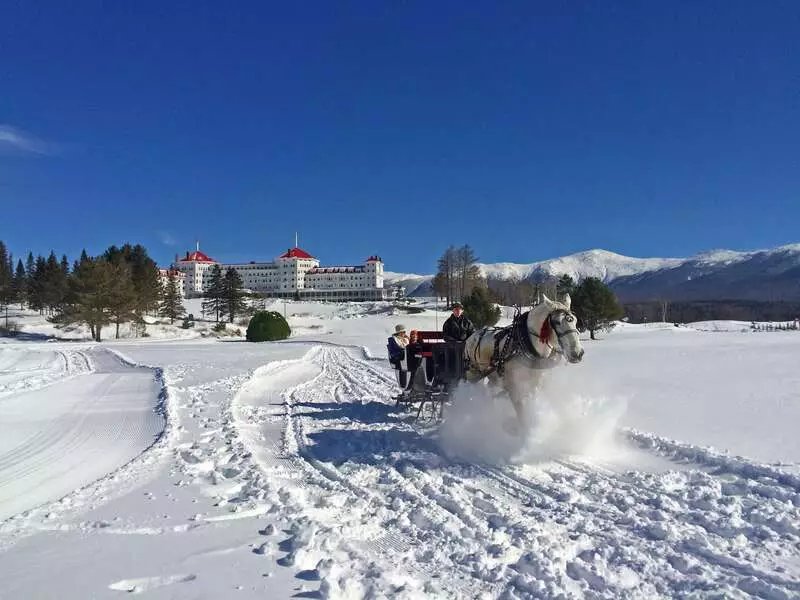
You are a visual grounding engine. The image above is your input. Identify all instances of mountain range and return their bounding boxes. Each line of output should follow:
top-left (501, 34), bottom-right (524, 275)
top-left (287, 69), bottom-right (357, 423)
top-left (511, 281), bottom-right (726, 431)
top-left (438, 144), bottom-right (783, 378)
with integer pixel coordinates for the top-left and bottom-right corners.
top-left (384, 244), bottom-right (800, 302)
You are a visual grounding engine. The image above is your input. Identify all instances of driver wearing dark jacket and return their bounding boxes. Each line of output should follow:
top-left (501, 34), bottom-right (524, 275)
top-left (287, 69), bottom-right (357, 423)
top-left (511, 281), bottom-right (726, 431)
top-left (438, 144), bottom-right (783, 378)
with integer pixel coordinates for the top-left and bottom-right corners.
top-left (442, 302), bottom-right (475, 341)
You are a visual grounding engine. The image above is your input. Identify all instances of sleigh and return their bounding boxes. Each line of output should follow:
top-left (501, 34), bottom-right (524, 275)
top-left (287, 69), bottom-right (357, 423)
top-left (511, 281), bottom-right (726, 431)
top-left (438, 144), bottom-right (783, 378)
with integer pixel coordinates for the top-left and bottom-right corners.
top-left (392, 331), bottom-right (466, 420)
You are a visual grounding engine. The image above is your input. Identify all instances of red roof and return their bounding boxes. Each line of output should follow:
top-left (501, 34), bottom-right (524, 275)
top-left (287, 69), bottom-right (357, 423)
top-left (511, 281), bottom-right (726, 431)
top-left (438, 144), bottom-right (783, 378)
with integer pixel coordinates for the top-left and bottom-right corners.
top-left (279, 247), bottom-right (315, 260)
top-left (181, 250), bottom-right (215, 263)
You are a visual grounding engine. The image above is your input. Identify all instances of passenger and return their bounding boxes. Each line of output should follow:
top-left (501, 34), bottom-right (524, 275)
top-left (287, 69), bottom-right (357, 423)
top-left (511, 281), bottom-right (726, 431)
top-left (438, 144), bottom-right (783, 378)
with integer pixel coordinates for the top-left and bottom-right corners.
top-left (387, 324), bottom-right (409, 367)
top-left (387, 324), bottom-right (411, 394)
top-left (442, 302), bottom-right (475, 342)
top-left (406, 329), bottom-right (422, 374)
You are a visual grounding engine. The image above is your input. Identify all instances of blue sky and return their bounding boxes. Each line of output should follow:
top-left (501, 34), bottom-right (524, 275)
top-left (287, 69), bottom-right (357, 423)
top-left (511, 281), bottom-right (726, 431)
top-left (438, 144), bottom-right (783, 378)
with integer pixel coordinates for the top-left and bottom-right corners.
top-left (1, 1), bottom-right (798, 273)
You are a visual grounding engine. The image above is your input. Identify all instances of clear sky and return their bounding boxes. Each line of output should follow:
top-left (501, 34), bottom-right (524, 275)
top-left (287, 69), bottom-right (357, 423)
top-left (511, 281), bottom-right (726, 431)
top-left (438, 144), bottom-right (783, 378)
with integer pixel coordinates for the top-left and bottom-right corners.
top-left (1, 1), bottom-right (798, 273)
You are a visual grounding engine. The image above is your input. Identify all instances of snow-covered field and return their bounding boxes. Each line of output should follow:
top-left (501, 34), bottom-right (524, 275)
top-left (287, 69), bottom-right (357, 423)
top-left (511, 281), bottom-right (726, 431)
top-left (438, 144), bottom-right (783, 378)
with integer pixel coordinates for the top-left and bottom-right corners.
top-left (1, 301), bottom-right (800, 598)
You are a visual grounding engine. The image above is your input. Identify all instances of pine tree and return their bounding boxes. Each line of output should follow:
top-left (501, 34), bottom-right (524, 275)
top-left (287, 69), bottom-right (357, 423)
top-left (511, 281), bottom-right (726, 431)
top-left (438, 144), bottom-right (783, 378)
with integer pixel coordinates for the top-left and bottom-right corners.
top-left (62, 257), bottom-right (120, 341)
top-left (202, 264), bottom-right (225, 322)
top-left (433, 246), bottom-right (457, 307)
top-left (103, 243), bottom-right (162, 322)
top-left (556, 274), bottom-right (575, 301)
top-left (160, 270), bottom-right (185, 324)
top-left (571, 277), bottom-right (624, 340)
top-left (129, 245), bottom-right (162, 316)
top-left (221, 267), bottom-right (247, 323)
top-left (0, 241), bottom-right (13, 327)
top-left (108, 263), bottom-right (137, 338)
top-left (44, 251), bottom-right (69, 312)
top-left (462, 286), bottom-right (501, 328)
top-left (29, 255), bottom-right (46, 313)
top-left (13, 259), bottom-right (27, 308)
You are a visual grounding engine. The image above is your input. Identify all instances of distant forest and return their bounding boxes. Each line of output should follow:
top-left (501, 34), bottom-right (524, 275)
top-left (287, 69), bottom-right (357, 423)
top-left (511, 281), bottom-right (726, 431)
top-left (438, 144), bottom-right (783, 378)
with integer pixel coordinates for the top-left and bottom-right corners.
top-left (623, 300), bottom-right (800, 324)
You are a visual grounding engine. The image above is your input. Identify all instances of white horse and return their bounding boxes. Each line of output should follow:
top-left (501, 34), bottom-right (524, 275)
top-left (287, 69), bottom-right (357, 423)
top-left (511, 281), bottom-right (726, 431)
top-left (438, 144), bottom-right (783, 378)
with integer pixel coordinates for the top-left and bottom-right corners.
top-left (463, 294), bottom-right (584, 427)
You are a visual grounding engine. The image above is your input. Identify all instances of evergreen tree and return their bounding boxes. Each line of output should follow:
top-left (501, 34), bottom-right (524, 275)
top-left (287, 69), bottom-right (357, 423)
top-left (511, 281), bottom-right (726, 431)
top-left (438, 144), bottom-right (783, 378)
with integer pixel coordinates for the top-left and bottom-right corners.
top-left (221, 267), bottom-right (247, 323)
top-left (556, 274), bottom-right (575, 301)
top-left (103, 243), bottom-right (162, 320)
top-left (25, 252), bottom-right (35, 279)
top-left (60, 254), bottom-right (70, 276)
top-left (13, 259), bottom-right (27, 308)
top-left (44, 251), bottom-right (69, 312)
top-left (62, 257), bottom-right (120, 341)
top-left (202, 264), bottom-right (225, 322)
top-left (108, 263), bottom-right (137, 338)
top-left (129, 245), bottom-right (162, 315)
top-left (25, 252), bottom-right (36, 308)
top-left (0, 242), bottom-right (13, 327)
top-left (29, 255), bottom-right (46, 313)
top-left (462, 285), bottom-right (501, 328)
top-left (571, 277), bottom-right (624, 340)
top-left (160, 271), bottom-right (185, 324)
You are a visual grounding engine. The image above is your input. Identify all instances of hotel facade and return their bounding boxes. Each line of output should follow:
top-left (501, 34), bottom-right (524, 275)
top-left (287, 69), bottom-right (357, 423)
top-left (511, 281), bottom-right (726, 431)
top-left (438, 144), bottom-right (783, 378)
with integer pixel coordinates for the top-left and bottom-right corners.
top-left (173, 245), bottom-right (395, 301)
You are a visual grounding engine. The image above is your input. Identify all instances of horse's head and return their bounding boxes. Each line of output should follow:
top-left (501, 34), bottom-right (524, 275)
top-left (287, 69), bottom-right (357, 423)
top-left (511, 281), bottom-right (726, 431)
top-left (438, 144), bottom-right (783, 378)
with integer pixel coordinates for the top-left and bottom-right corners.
top-left (538, 294), bottom-right (585, 364)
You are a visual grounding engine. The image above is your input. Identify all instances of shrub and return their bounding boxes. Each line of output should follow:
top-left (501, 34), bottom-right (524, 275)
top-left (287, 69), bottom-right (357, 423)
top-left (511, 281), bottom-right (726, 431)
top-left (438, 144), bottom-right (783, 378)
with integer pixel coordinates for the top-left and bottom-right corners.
top-left (212, 322), bottom-right (227, 333)
top-left (246, 310), bottom-right (291, 342)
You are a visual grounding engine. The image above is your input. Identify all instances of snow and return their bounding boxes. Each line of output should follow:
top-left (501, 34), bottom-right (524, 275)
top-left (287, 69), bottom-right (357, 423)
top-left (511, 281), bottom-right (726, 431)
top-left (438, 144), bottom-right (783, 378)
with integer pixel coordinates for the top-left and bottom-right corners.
top-left (384, 244), bottom-right (800, 293)
top-left (0, 348), bottom-right (164, 522)
top-left (479, 249), bottom-right (684, 284)
top-left (1, 300), bottom-right (800, 598)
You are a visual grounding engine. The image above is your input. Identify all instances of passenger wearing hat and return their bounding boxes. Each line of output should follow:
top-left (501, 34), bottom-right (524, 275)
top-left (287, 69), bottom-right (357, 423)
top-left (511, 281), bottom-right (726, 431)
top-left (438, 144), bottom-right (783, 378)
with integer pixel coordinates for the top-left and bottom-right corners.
top-left (443, 301), bottom-right (475, 342)
top-left (387, 324), bottom-right (409, 365)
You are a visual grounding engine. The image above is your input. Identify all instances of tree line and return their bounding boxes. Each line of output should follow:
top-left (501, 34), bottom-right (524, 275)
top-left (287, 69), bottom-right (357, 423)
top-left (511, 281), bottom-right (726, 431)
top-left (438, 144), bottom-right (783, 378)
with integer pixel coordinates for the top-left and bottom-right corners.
top-left (432, 245), bottom-right (624, 338)
top-left (624, 299), bottom-right (800, 324)
top-left (0, 240), bottom-right (186, 341)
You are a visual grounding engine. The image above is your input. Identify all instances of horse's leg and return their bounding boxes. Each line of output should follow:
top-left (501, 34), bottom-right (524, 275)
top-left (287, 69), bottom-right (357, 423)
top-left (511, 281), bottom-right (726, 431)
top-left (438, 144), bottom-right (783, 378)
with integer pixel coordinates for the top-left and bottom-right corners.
top-left (508, 387), bottom-right (527, 428)
top-left (504, 363), bottom-right (533, 433)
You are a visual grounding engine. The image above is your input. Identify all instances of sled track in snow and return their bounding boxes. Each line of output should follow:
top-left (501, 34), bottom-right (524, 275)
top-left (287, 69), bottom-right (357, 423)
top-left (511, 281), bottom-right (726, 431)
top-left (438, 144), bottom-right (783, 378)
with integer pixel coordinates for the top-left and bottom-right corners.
top-left (233, 345), bottom-right (800, 599)
top-left (0, 348), bottom-right (94, 399)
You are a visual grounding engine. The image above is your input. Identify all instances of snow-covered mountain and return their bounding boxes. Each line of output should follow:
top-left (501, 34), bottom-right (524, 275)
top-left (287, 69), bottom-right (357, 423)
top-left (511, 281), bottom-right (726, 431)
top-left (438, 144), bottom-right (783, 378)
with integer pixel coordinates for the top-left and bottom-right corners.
top-left (385, 244), bottom-right (800, 301)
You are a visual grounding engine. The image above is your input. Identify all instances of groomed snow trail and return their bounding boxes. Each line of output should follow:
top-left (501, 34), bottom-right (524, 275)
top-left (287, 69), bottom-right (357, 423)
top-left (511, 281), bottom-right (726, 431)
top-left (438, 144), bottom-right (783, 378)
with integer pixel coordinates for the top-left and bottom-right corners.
top-left (0, 346), bottom-right (92, 397)
top-left (0, 347), bottom-right (165, 524)
top-left (233, 345), bottom-right (800, 599)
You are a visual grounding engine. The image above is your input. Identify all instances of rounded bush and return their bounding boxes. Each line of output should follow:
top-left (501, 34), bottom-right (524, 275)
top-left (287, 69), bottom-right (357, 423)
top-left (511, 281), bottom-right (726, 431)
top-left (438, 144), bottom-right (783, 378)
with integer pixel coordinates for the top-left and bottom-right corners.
top-left (246, 310), bottom-right (291, 342)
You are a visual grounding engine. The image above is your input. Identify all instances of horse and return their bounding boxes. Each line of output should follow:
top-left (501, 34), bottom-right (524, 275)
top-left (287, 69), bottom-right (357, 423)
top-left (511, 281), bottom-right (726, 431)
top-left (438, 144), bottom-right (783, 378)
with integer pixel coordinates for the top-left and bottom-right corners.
top-left (463, 294), bottom-right (585, 428)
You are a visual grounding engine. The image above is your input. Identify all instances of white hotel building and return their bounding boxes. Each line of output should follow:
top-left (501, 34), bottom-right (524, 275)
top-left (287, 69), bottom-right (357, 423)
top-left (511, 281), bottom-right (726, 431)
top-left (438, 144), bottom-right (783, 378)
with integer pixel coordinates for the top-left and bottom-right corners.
top-left (173, 245), bottom-right (393, 301)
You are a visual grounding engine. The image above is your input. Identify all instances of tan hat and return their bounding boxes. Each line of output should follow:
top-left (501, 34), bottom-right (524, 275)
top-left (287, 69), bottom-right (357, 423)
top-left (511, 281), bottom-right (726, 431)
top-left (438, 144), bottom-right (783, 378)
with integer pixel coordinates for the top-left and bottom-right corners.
top-left (395, 324), bottom-right (407, 333)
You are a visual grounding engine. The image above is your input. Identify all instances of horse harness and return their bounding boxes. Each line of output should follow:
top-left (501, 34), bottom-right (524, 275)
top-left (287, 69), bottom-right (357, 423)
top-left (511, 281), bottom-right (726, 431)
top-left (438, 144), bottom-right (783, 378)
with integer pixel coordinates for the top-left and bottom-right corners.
top-left (469, 308), bottom-right (578, 379)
